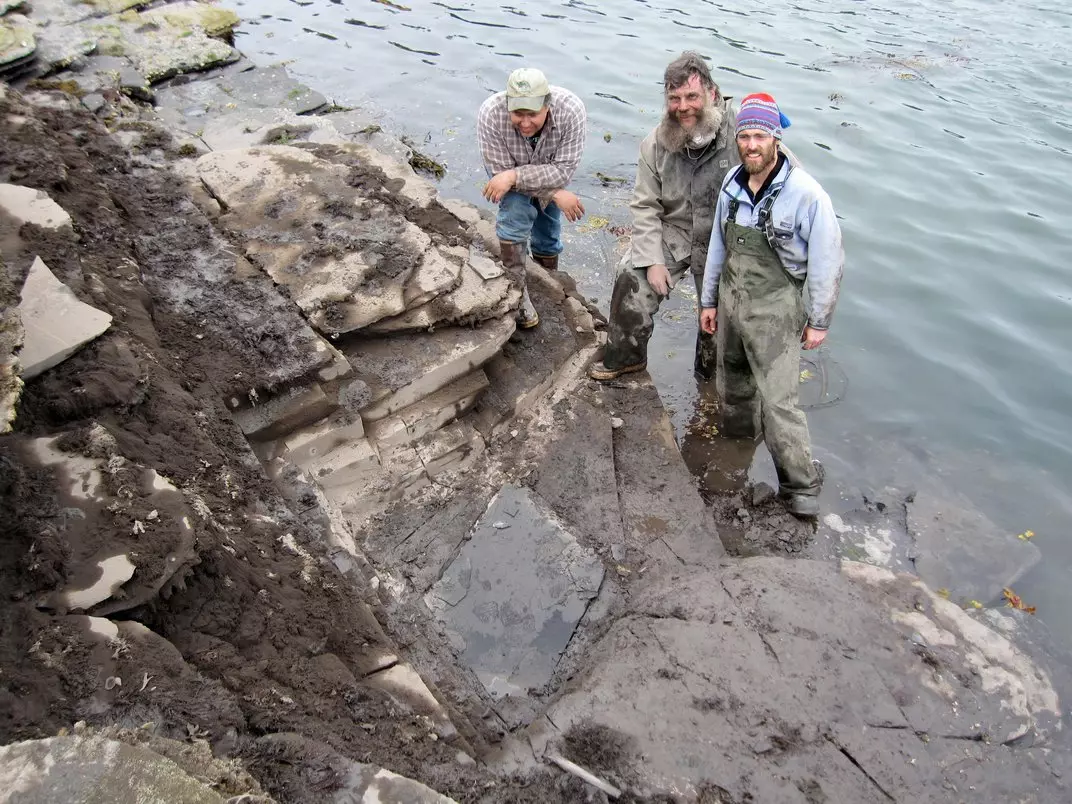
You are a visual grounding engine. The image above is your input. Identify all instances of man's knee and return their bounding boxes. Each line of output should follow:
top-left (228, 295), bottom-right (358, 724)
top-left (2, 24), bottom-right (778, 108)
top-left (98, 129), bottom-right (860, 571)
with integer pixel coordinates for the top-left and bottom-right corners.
top-left (495, 191), bottom-right (538, 242)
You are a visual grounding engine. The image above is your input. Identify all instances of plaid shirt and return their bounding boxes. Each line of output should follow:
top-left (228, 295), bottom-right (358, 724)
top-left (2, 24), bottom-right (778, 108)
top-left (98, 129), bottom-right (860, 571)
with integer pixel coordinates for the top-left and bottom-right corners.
top-left (477, 86), bottom-right (587, 203)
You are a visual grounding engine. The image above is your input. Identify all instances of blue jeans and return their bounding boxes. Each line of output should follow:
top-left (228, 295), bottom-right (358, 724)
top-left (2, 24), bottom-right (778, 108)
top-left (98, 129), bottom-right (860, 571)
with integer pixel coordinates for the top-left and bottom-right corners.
top-left (495, 190), bottom-right (563, 257)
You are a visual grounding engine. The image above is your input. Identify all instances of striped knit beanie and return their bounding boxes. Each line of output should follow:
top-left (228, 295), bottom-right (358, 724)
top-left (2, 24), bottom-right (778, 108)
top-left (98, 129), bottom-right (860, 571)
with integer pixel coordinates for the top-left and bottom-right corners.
top-left (735, 93), bottom-right (792, 139)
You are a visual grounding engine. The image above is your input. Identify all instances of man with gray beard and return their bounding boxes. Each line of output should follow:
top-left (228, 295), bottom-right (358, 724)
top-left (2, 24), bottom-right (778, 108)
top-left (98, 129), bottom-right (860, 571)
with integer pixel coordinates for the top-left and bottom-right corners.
top-left (588, 51), bottom-right (738, 381)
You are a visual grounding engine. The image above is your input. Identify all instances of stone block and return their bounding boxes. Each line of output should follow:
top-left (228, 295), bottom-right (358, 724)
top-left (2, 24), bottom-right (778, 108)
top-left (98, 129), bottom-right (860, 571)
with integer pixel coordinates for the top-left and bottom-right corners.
top-left (365, 370), bottom-right (488, 448)
top-left (415, 421), bottom-right (485, 477)
top-left (365, 258), bottom-right (516, 334)
top-left (425, 485), bottom-right (604, 700)
top-left (284, 416), bottom-right (366, 469)
top-left (344, 317), bottom-right (515, 422)
top-left (304, 438), bottom-right (381, 491)
top-left (17, 257), bottom-right (112, 379)
top-left (0, 183), bottom-right (72, 230)
top-left (232, 383), bottom-right (334, 442)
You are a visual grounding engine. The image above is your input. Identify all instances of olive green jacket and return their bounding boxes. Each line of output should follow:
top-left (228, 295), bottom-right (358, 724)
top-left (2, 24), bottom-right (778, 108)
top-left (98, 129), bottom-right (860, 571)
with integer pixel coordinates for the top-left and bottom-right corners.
top-left (628, 98), bottom-right (740, 274)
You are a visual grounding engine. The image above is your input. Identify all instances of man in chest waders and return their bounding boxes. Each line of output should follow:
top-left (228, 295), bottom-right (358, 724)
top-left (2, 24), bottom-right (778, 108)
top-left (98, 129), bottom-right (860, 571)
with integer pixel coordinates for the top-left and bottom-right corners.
top-left (700, 94), bottom-right (844, 518)
top-left (587, 52), bottom-right (739, 382)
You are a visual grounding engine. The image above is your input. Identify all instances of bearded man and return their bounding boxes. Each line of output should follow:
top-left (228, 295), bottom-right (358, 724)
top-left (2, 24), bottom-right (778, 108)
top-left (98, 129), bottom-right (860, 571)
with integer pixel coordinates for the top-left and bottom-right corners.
top-left (588, 51), bottom-right (738, 381)
top-left (699, 93), bottom-right (844, 518)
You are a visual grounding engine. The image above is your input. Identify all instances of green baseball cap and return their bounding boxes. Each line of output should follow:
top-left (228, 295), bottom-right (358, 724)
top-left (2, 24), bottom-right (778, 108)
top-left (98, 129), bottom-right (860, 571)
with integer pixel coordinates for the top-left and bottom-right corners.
top-left (506, 68), bottom-right (550, 112)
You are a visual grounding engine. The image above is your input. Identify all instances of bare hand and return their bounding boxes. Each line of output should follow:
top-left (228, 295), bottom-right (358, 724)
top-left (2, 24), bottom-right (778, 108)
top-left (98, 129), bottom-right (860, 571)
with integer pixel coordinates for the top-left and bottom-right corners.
top-left (801, 326), bottom-right (827, 350)
top-left (700, 307), bottom-right (717, 335)
top-left (483, 170), bottom-right (516, 203)
top-left (552, 189), bottom-right (586, 222)
top-left (646, 264), bottom-right (673, 297)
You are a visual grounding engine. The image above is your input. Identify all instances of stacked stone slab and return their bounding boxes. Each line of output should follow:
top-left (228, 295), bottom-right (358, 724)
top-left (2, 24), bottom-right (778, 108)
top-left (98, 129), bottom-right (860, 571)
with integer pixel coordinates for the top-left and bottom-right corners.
top-left (190, 141), bottom-right (532, 520)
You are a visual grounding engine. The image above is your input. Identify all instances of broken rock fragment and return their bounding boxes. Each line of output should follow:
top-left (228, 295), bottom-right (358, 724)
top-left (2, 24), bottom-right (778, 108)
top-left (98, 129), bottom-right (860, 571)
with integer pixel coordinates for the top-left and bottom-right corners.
top-left (17, 257), bottom-right (112, 379)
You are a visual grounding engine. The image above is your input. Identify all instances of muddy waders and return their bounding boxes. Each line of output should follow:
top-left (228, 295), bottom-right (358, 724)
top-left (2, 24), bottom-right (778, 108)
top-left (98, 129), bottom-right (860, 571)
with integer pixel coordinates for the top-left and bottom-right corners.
top-left (499, 240), bottom-right (540, 329)
top-left (717, 211), bottom-right (821, 515)
top-left (588, 256), bottom-right (717, 381)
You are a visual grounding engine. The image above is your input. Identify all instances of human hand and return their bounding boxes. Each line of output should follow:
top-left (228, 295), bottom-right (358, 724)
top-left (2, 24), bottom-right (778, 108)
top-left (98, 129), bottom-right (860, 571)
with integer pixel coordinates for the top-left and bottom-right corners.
top-left (483, 170), bottom-right (516, 203)
top-left (646, 264), bottom-right (673, 297)
top-left (801, 326), bottom-right (827, 350)
top-left (700, 307), bottom-right (718, 334)
top-left (552, 189), bottom-right (586, 221)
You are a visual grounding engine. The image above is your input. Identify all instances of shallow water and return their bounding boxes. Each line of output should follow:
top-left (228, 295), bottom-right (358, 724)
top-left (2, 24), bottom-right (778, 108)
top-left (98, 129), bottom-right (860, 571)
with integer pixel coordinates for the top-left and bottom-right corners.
top-left (231, 0), bottom-right (1072, 647)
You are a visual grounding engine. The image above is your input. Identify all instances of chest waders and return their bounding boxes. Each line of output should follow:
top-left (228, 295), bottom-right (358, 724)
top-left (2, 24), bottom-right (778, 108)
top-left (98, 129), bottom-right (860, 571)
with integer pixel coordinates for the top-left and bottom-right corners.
top-left (716, 186), bottom-right (820, 497)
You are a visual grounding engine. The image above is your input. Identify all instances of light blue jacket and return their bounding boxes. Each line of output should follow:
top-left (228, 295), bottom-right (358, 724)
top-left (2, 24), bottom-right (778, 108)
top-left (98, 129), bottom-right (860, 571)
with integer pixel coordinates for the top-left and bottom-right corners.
top-left (700, 157), bottom-right (844, 330)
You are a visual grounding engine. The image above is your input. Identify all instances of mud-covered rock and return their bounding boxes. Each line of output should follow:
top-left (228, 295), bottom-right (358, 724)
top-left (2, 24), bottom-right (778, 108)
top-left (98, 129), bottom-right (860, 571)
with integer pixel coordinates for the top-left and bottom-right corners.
top-left (0, 735), bottom-right (228, 803)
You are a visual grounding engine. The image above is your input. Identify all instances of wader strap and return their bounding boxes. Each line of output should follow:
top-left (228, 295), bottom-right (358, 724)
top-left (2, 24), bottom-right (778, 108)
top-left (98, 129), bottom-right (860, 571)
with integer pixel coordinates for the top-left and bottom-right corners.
top-left (757, 164), bottom-right (794, 251)
top-left (724, 198), bottom-right (740, 237)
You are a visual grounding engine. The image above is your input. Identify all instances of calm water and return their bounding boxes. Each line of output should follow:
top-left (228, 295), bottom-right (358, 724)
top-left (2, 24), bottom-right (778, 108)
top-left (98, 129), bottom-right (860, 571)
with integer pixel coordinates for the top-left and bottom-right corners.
top-left (230, 0), bottom-right (1072, 645)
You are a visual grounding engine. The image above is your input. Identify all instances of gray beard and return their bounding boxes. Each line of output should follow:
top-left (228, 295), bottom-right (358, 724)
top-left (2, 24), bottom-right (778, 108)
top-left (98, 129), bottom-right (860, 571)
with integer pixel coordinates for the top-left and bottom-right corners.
top-left (656, 101), bottom-right (725, 153)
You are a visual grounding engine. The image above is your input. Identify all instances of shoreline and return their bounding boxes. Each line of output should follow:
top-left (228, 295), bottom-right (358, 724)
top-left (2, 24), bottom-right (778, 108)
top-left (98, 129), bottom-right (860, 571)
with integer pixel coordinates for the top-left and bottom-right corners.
top-left (1, 3), bottom-right (1069, 802)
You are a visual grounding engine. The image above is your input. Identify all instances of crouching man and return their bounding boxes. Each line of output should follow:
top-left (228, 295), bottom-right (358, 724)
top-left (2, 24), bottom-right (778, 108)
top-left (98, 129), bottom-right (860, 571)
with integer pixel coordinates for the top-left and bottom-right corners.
top-left (477, 67), bottom-right (587, 329)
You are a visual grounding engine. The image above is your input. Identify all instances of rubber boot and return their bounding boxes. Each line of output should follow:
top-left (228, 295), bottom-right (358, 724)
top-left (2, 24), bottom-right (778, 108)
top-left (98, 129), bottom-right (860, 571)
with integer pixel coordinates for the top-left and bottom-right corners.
top-left (499, 240), bottom-right (539, 329)
top-left (784, 460), bottom-right (824, 519)
top-left (531, 253), bottom-right (559, 272)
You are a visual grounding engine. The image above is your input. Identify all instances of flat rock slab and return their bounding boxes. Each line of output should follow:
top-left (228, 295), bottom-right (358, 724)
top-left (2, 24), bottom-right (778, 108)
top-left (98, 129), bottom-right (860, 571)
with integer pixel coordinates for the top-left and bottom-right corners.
top-left (366, 369), bottom-right (488, 449)
top-left (17, 257), bottom-right (112, 380)
top-left (155, 64), bottom-right (327, 121)
top-left (366, 247), bottom-right (515, 334)
top-left (0, 15), bottom-right (35, 69)
top-left (0, 182), bottom-right (71, 230)
top-left (541, 558), bottom-right (1064, 801)
top-left (528, 394), bottom-right (623, 548)
top-left (88, 12), bottom-right (239, 83)
top-left (138, 1), bottom-right (239, 38)
top-left (0, 735), bottom-right (226, 803)
top-left (197, 146), bottom-right (449, 334)
top-left (425, 485), bottom-right (604, 699)
top-left (343, 318), bottom-right (515, 421)
top-left (908, 486), bottom-right (1041, 604)
top-left (601, 378), bottom-right (725, 569)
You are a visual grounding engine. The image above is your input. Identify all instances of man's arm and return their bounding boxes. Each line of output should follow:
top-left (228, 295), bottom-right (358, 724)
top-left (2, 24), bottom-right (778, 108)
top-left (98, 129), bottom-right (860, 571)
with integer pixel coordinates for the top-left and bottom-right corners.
top-left (628, 141), bottom-right (665, 269)
top-left (802, 191), bottom-right (844, 331)
top-left (513, 99), bottom-right (587, 193)
top-left (700, 191), bottom-right (729, 309)
top-left (477, 96), bottom-right (517, 178)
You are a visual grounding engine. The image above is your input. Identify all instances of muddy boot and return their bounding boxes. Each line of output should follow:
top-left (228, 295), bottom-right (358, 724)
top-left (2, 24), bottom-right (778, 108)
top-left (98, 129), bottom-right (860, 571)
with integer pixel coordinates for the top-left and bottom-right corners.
top-left (531, 252), bottom-right (559, 271)
top-left (782, 461), bottom-right (823, 519)
top-left (500, 240), bottom-right (539, 329)
top-left (587, 357), bottom-right (647, 381)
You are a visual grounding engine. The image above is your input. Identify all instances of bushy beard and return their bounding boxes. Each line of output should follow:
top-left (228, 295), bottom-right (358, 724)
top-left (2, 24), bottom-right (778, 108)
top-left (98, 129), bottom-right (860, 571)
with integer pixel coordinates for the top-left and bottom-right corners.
top-left (739, 137), bottom-right (779, 174)
top-left (656, 95), bottom-right (725, 153)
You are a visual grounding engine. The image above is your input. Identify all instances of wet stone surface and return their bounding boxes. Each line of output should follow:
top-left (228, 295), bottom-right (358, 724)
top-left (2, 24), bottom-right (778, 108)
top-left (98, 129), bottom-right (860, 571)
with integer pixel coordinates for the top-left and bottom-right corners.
top-left (425, 484), bottom-right (604, 701)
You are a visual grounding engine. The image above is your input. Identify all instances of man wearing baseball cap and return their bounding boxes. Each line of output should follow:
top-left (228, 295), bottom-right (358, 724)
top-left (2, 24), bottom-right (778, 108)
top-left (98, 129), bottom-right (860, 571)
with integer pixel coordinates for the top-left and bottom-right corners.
top-left (477, 67), bottom-right (587, 329)
top-left (699, 93), bottom-right (845, 518)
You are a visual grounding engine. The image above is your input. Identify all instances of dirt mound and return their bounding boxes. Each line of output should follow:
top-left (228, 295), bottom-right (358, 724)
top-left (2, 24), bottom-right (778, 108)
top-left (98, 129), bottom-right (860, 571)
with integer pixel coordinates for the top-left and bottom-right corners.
top-left (0, 88), bottom-right (467, 799)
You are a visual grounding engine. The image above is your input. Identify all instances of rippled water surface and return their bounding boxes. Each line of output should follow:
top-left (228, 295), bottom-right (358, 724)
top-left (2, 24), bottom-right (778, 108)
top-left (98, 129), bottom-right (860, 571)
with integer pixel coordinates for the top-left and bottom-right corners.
top-left (230, 0), bottom-right (1072, 645)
